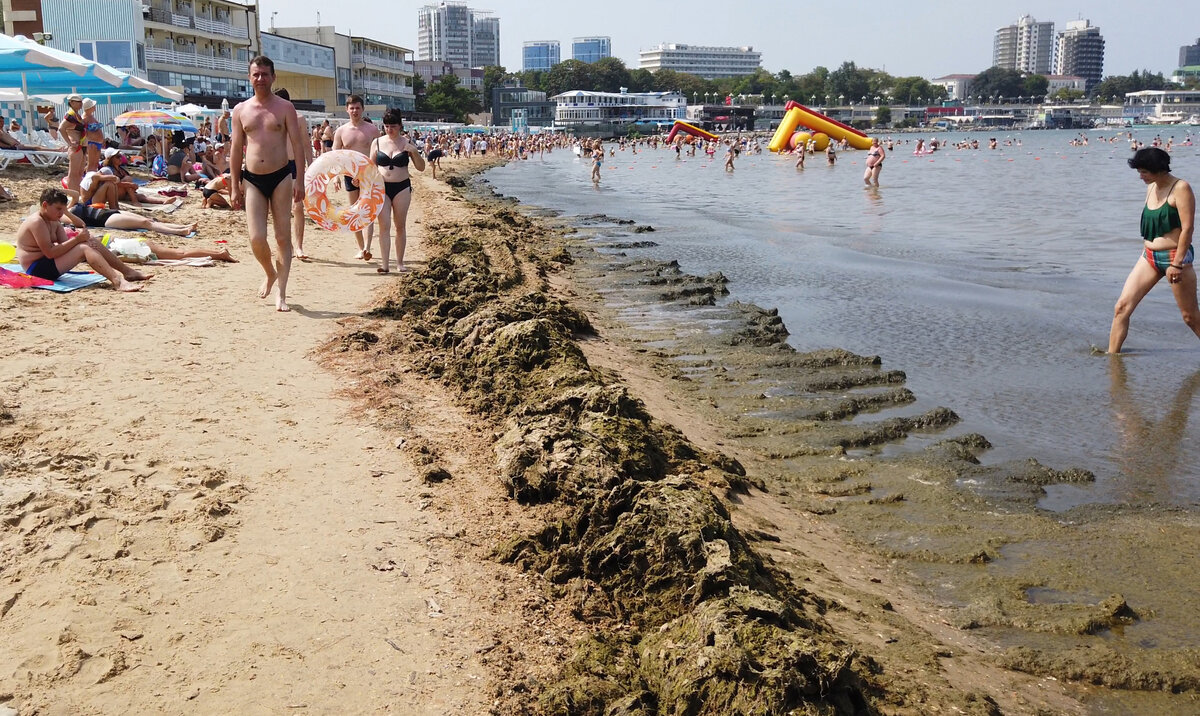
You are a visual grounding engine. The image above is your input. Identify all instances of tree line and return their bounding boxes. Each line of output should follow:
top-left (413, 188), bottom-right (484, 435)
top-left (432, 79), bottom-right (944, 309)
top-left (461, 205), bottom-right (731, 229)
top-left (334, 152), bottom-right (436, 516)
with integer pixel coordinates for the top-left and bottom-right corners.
top-left (411, 56), bottom-right (1186, 121)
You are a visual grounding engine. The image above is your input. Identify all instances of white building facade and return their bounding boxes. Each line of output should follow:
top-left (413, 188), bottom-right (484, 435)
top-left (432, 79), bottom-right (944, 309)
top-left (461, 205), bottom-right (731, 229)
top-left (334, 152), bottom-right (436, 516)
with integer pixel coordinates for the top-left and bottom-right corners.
top-left (993, 15), bottom-right (1054, 75)
top-left (552, 89), bottom-right (686, 128)
top-left (417, 2), bottom-right (500, 68)
top-left (638, 43), bottom-right (761, 79)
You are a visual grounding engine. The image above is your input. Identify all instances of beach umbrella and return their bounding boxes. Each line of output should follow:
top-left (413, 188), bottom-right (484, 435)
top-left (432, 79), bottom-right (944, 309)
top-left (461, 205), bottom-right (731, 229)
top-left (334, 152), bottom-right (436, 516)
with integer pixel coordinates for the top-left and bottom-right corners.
top-left (0, 35), bottom-right (180, 101)
top-left (113, 109), bottom-right (189, 127)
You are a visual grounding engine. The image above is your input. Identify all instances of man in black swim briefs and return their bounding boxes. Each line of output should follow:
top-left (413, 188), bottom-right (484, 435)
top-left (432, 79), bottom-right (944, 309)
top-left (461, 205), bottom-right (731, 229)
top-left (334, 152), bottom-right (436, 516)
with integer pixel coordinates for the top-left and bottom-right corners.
top-left (333, 94), bottom-right (380, 261)
top-left (230, 55), bottom-right (307, 312)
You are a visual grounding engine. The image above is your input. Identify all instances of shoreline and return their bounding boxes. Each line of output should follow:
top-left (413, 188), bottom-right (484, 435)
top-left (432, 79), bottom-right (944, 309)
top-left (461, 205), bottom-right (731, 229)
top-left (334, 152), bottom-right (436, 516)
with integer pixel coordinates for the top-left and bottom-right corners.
top-left (0, 153), bottom-right (1195, 713)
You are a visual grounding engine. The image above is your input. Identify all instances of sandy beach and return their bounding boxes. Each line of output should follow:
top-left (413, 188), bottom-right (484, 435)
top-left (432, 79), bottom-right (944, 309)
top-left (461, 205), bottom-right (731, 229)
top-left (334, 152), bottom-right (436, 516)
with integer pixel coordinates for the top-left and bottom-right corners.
top-left (0, 155), bottom-right (1189, 714)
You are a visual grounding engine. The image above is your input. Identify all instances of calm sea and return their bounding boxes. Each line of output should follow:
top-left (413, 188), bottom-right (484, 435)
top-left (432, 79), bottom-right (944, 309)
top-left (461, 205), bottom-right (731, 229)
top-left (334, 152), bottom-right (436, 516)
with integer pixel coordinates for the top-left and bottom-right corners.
top-left (484, 128), bottom-right (1200, 510)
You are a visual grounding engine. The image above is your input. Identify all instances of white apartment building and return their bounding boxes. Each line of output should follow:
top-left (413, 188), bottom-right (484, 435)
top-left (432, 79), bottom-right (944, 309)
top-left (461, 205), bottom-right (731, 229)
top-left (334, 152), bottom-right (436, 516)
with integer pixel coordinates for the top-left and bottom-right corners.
top-left (638, 43), bottom-right (761, 79)
top-left (552, 89), bottom-right (686, 128)
top-left (417, 2), bottom-right (500, 68)
top-left (931, 74), bottom-right (975, 102)
top-left (993, 15), bottom-right (1054, 75)
top-left (142, 0), bottom-right (260, 103)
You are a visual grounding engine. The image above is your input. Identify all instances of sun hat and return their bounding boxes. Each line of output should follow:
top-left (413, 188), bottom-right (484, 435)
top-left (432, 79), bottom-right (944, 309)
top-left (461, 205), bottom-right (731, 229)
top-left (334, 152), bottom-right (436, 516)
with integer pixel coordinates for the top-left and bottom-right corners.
top-left (81, 98), bottom-right (97, 110)
top-left (66, 93), bottom-right (82, 102)
top-left (102, 147), bottom-right (119, 159)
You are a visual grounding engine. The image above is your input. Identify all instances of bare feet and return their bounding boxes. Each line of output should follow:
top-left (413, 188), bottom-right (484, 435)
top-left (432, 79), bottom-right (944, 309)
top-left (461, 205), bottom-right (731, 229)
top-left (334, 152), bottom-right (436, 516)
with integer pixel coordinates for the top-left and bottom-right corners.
top-left (215, 248), bottom-right (237, 263)
top-left (377, 267), bottom-right (389, 274)
top-left (362, 250), bottom-right (372, 261)
top-left (127, 270), bottom-right (153, 282)
top-left (114, 279), bottom-right (142, 292)
top-left (258, 268), bottom-right (277, 298)
top-left (276, 296), bottom-right (290, 312)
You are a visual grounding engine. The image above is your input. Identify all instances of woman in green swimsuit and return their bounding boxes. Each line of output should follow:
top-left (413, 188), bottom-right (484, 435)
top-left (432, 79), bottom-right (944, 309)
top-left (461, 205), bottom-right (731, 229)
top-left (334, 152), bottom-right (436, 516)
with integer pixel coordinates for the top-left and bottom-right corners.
top-left (1109, 147), bottom-right (1198, 353)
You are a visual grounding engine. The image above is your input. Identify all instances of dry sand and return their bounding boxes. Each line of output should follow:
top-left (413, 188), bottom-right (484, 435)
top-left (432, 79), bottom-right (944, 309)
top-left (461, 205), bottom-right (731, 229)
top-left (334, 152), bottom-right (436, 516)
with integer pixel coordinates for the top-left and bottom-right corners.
top-left (0, 162), bottom-right (557, 713)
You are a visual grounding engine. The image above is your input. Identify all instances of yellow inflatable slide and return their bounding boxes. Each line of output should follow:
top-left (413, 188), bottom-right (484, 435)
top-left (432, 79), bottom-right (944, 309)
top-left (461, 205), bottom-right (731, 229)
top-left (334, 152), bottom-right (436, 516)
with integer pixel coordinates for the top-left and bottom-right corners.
top-left (769, 101), bottom-right (872, 152)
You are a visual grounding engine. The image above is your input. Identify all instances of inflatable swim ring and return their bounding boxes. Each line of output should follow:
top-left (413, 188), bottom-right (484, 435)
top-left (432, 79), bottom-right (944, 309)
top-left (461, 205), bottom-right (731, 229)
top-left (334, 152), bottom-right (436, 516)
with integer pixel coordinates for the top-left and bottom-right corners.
top-left (303, 149), bottom-right (385, 232)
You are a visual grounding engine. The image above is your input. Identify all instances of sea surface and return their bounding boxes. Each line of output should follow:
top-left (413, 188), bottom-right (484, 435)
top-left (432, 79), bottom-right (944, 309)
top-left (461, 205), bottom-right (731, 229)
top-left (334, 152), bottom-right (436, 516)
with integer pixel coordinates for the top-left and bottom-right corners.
top-left (483, 128), bottom-right (1200, 511)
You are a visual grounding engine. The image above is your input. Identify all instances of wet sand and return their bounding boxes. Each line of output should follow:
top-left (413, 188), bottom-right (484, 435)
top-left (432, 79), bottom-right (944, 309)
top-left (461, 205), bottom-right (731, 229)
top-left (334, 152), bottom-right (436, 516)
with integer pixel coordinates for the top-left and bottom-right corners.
top-left (0, 155), bottom-right (1194, 713)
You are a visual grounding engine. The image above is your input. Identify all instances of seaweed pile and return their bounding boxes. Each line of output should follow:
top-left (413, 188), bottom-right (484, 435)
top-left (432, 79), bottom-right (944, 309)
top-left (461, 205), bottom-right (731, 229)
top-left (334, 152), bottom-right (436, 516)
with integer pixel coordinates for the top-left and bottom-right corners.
top-left (348, 201), bottom-right (880, 714)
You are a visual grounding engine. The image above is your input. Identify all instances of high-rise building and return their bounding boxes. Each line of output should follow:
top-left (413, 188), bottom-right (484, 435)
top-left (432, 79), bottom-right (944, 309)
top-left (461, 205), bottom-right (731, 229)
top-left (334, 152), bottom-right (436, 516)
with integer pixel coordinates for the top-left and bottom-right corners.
top-left (1054, 20), bottom-right (1104, 92)
top-left (1180, 38), bottom-right (1200, 68)
top-left (993, 15), bottom-right (1054, 74)
top-left (417, 2), bottom-right (500, 69)
top-left (522, 41), bottom-right (560, 72)
top-left (638, 43), bottom-right (761, 79)
top-left (572, 36), bottom-right (611, 64)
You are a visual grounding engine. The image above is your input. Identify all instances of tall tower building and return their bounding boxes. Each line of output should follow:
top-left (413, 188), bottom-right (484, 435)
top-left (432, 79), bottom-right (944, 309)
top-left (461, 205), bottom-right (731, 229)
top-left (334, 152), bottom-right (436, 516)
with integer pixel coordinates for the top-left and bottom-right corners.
top-left (1055, 20), bottom-right (1104, 91)
top-left (572, 36), bottom-right (611, 63)
top-left (417, 2), bottom-right (500, 68)
top-left (993, 15), bottom-right (1054, 74)
top-left (522, 41), bottom-right (560, 72)
top-left (1180, 38), bottom-right (1200, 68)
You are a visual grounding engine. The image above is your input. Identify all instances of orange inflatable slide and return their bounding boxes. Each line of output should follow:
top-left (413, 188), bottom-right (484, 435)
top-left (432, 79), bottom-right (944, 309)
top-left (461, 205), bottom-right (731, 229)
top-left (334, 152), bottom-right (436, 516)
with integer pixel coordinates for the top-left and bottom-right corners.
top-left (666, 120), bottom-right (719, 144)
top-left (769, 101), bottom-right (872, 152)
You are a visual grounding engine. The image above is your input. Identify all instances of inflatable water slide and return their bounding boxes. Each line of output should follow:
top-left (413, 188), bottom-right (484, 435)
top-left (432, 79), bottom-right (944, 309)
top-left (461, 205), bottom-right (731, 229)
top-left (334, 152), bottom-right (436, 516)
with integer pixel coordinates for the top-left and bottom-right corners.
top-left (768, 101), bottom-right (872, 152)
top-left (666, 120), bottom-right (719, 144)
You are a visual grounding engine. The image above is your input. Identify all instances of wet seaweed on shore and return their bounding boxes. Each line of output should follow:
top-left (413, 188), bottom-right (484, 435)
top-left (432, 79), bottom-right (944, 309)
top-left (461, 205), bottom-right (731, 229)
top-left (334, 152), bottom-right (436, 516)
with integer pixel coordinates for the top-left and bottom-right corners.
top-left (344, 173), bottom-right (882, 714)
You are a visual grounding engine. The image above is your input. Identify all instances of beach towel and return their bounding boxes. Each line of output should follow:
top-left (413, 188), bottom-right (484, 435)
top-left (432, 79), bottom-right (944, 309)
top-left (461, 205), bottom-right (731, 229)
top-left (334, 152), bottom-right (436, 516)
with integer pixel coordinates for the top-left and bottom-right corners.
top-left (1, 264), bottom-right (109, 292)
top-left (147, 257), bottom-right (214, 267)
top-left (0, 265), bottom-right (52, 288)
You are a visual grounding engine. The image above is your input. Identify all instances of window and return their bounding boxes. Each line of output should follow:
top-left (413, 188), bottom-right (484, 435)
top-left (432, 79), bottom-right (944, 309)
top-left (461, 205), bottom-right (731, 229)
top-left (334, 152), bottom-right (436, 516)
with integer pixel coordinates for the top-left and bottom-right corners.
top-left (76, 40), bottom-right (137, 70)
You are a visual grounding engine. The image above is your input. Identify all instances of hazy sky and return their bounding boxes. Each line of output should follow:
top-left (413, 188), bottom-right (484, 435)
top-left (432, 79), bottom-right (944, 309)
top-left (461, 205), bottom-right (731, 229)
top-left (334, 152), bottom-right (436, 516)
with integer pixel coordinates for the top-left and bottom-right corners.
top-left (259, 1), bottom-right (1193, 79)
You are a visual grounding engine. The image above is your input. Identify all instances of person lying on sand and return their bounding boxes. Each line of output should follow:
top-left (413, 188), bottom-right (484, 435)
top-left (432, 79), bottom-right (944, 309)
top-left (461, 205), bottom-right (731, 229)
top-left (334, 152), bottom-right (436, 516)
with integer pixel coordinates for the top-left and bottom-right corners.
top-left (15, 188), bottom-right (151, 292)
top-left (201, 172), bottom-right (232, 209)
top-left (69, 199), bottom-right (198, 237)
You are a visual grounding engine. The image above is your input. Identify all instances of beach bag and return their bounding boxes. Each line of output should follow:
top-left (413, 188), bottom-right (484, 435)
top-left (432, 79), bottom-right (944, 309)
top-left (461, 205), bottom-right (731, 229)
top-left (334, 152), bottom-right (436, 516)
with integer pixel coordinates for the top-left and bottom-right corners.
top-left (151, 154), bottom-right (168, 178)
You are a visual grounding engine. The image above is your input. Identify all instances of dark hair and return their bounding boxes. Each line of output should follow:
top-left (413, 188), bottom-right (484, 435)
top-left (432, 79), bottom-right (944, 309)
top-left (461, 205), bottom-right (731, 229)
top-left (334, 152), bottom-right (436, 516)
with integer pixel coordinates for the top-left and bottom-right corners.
top-left (40, 187), bottom-right (67, 206)
top-left (347, 94), bottom-right (364, 108)
top-left (274, 87), bottom-right (291, 101)
top-left (249, 55), bottom-right (275, 73)
top-left (382, 108), bottom-right (404, 127)
top-left (1128, 147), bottom-right (1171, 173)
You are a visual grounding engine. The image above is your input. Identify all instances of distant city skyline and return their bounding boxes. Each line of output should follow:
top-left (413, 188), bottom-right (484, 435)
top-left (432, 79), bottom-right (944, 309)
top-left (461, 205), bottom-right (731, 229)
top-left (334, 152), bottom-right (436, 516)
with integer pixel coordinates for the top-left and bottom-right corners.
top-left (259, 0), bottom-right (1193, 80)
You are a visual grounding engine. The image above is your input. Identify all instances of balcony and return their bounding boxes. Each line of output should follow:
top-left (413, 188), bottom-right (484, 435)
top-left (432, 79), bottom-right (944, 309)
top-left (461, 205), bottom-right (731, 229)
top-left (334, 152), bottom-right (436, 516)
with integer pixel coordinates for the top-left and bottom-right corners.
top-left (351, 53), bottom-right (413, 74)
top-left (146, 46), bottom-right (243, 73)
top-left (146, 8), bottom-right (250, 41)
top-left (356, 79), bottom-right (414, 96)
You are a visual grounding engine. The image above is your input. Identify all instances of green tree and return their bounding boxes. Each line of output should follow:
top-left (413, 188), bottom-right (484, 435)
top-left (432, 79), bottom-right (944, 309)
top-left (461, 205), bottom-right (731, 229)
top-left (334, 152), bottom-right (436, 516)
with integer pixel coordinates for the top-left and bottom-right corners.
top-left (890, 76), bottom-right (944, 104)
top-left (591, 57), bottom-right (632, 92)
top-left (627, 68), bottom-right (656, 93)
top-left (1022, 74), bottom-right (1049, 100)
top-left (543, 59), bottom-right (595, 96)
top-left (1051, 88), bottom-right (1086, 102)
top-left (969, 66), bottom-right (1025, 102)
top-left (827, 61), bottom-right (871, 103)
top-left (480, 65), bottom-right (509, 111)
top-left (1092, 70), bottom-right (1168, 101)
top-left (874, 105), bottom-right (892, 126)
top-left (420, 75), bottom-right (482, 122)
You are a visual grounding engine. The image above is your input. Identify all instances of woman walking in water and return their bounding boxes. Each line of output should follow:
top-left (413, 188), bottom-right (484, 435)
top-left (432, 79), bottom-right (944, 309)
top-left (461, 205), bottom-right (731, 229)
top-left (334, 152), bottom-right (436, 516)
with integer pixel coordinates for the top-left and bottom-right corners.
top-left (1109, 147), bottom-right (1198, 353)
top-left (590, 141), bottom-right (603, 184)
top-left (863, 137), bottom-right (885, 185)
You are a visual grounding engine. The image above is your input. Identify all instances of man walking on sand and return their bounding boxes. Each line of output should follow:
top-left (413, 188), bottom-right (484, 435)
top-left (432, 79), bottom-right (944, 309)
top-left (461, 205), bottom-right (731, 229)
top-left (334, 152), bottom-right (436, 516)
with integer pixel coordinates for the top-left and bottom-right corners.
top-left (332, 94), bottom-right (380, 262)
top-left (230, 56), bottom-right (306, 312)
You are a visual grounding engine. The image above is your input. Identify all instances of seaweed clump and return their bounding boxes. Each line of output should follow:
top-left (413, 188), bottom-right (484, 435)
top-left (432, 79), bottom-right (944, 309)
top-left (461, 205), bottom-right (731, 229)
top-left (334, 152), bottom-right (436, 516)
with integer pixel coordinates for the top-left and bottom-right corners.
top-left (357, 207), bottom-right (877, 714)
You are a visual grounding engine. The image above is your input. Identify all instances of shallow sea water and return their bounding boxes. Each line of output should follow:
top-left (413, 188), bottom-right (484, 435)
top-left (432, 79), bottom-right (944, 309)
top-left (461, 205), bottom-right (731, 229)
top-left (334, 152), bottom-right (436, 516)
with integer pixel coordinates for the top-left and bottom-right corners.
top-left (485, 128), bottom-right (1200, 511)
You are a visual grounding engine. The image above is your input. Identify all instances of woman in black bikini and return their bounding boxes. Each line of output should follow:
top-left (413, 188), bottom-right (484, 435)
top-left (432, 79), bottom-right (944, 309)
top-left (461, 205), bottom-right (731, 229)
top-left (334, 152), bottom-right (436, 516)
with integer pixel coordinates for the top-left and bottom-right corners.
top-left (368, 108), bottom-right (425, 273)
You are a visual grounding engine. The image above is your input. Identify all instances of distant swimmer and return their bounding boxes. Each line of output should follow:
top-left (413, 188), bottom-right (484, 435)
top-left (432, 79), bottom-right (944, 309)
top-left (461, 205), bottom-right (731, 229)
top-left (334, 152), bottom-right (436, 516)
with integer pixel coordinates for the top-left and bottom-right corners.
top-left (863, 137), bottom-right (885, 185)
top-left (724, 143), bottom-right (736, 171)
top-left (826, 140), bottom-right (836, 165)
top-left (591, 141), bottom-right (603, 183)
top-left (1109, 147), bottom-right (1199, 353)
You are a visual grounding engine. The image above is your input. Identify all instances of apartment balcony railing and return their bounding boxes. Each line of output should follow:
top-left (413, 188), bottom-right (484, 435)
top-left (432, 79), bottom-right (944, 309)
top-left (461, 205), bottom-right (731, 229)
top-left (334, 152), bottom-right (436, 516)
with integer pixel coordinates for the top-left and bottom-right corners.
top-left (146, 8), bottom-right (250, 40)
top-left (146, 46), bottom-right (242, 72)
top-left (351, 53), bottom-right (413, 74)
top-left (356, 79), bottom-right (414, 95)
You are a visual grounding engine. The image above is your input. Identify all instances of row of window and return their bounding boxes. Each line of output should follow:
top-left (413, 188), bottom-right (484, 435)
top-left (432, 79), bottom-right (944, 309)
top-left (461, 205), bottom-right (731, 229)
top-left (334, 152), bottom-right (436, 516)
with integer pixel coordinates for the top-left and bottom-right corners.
top-left (148, 70), bottom-right (250, 96)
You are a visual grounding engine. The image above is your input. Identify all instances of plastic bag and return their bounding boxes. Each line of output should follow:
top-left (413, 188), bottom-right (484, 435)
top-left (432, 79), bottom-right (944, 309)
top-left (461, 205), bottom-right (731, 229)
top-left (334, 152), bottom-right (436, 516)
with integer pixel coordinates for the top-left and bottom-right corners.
top-left (108, 237), bottom-right (152, 262)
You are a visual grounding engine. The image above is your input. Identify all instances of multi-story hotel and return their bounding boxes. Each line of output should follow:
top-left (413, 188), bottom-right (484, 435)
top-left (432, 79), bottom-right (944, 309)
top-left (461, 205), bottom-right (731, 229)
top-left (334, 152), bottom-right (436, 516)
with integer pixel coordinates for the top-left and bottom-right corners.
top-left (522, 40), bottom-right (559, 72)
top-left (274, 25), bottom-right (415, 112)
top-left (417, 1), bottom-right (500, 68)
top-left (142, 0), bottom-right (260, 104)
top-left (571, 36), bottom-right (610, 64)
top-left (1054, 20), bottom-right (1104, 91)
top-left (993, 15), bottom-right (1054, 75)
top-left (260, 32), bottom-right (336, 112)
top-left (638, 43), bottom-right (761, 79)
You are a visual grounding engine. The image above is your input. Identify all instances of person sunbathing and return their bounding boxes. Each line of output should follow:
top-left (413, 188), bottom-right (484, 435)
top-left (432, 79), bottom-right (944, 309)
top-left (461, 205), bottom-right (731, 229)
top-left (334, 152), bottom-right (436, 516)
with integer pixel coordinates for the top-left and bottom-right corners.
top-left (201, 172), bottom-right (232, 209)
top-left (87, 149), bottom-right (182, 209)
top-left (15, 188), bottom-right (151, 291)
top-left (69, 197), bottom-right (198, 237)
top-left (0, 126), bottom-right (55, 152)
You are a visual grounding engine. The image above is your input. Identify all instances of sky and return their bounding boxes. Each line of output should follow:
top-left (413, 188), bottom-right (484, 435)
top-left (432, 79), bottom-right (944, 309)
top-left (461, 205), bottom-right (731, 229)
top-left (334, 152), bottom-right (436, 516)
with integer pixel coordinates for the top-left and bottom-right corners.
top-left (258, 1), bottom-right (1195, 80)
